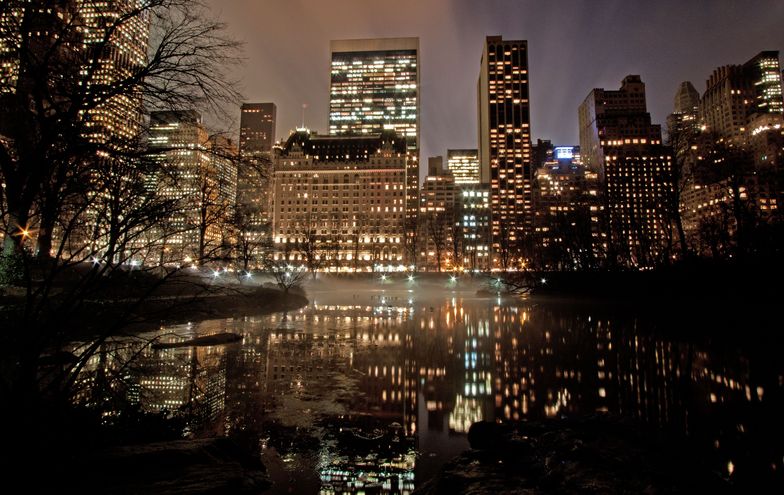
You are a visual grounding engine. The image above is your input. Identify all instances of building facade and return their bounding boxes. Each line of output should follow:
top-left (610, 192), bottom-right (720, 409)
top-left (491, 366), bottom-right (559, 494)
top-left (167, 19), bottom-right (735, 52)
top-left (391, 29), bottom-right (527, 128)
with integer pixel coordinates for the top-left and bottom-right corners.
top-left (271, 130), bottom-right (408, 272)
top-left (478, 36), bottom-right (533, 266)
top-left (578, 76), bottom-right (673, 268)
top-left (456, 185), bottom-right (491, 272)
top-left (532, 146), bottom-right (599, 270)
top-left (418, 164), bottom-right (457, 271)
top-left (147, 110), bottom-right (237, 262)
top-left (447, 149), bottom-right (480, 185)
top-left (237, 102), bottom-right (277, 258)
top-left (680, 51), bottom-right (784, 255)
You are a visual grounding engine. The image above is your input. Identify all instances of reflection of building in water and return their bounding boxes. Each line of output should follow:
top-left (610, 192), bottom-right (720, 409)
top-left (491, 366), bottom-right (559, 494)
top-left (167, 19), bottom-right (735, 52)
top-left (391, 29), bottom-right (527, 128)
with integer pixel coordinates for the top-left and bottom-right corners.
top-left (447, 302), bottom-right (494, 433)
top-left (414, 301), bottom-right (457, 433)
top-left (320, 453), bottom-right (416, 495)
top-left (265, 303), bottom-right (419, 494)
top-left (224, 324), bottom-right (270, 432)
top-left (132, 337), bottom-right (228, 423)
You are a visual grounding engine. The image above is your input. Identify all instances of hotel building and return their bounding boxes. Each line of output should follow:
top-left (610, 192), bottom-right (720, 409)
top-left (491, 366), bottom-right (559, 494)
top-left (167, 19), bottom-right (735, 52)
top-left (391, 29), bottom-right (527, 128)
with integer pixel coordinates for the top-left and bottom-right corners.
top-left (271, 130), bottom-right (408, 271)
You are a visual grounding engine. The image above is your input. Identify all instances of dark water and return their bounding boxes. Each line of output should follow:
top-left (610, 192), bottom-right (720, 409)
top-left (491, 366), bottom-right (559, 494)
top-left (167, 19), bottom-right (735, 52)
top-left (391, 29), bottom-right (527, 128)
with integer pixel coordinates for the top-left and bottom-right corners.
top-left (76, 279), bottom-right (784, 493)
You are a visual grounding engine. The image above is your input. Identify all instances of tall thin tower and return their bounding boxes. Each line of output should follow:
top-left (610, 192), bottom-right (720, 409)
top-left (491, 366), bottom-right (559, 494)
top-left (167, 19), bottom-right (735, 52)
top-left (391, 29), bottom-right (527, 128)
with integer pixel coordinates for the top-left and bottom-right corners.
top-left (477, 36), bottom-right (533, 266)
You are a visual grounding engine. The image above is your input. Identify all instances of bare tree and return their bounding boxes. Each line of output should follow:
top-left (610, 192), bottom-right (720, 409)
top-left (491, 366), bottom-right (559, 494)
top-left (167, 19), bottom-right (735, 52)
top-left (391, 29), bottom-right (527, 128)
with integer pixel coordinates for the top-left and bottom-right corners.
top-left (261, 248), bottom-right (308, 293)
top-left (424, 211), bottom-right (448, 272)
top-left (294, 211), bottom-right (323, 275)
top-left (0, 0), bottom-right (244, 466)
top-left (229, 208), bottom-right (266, 273)
top-left (1, 0), bottom-right (241, 257)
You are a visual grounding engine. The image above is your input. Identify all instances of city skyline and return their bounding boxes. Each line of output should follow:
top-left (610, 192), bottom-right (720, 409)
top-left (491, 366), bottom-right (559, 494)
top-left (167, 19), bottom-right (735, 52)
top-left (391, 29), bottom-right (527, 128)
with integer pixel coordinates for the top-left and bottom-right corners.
top-left (208, 0), bottom-right (784, 167)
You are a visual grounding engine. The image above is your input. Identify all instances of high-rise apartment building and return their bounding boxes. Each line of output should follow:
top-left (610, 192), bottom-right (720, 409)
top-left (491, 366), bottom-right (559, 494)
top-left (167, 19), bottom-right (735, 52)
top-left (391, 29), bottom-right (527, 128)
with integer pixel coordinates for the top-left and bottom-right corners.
top-left (329, 37), bottom-right (420, 255)
top-left (477, 36), bottom-right (533, 265)
top-left (681, 52), bottom-right (784, 253)
top-left (578, 76), bottom-right (673, 268)
top-left (271, 130), bottom-right (408, 272)
top-left (447, 149), bottom-right (480, 185)
top-left (147, 110), bottom-right (237, 261)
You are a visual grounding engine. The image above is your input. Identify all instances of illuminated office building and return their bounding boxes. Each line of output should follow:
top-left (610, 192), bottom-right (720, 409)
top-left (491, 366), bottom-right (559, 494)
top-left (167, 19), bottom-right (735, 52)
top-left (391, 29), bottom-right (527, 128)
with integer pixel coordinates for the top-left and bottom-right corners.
top-left (329, 38), bottom-right (419, 148)
top-left (578, 76), bottom-right (673, 268)
top-left (477, 36), bottom-right (533, 264)
top-left (78, 0), bottom-right (149, 144)
top-left (456, 185), bottom-right (491, 272)
top-left (447, 149), bottom-right (480, 185)
top-left (271, 129), bottom-right (408, 271)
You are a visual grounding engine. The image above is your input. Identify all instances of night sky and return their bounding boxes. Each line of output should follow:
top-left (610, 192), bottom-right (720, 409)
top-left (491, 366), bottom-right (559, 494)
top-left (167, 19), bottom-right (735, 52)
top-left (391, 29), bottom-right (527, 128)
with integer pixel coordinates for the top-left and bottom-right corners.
top-left (208, 0), bottom-right (784, 168)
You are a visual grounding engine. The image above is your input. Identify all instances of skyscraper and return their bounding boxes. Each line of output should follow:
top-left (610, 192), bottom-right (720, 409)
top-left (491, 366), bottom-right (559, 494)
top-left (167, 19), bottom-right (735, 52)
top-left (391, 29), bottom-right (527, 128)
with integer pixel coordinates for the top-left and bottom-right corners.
top-left (237, 103), bottom-right (277, 251)
top-left (673, 81), bottom-right (701, 115)
top-left (240, 103), bottom-right (277, 154)
top-left (578, 76), bottom-right (673, 268)
top-left (477, 36), bottom-right (533, 266)
top-left (329, 38), bottom-right (419, 148)
top-left (447, 149), bottom-right (480, 185)
top-left (329, 38), bottom-right (420, 253)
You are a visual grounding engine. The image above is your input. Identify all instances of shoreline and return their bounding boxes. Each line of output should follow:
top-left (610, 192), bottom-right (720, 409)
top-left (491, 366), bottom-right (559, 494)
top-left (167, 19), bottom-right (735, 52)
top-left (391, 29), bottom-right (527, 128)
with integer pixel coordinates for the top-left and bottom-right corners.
top-left (97, 286), bottom-right (310, 335)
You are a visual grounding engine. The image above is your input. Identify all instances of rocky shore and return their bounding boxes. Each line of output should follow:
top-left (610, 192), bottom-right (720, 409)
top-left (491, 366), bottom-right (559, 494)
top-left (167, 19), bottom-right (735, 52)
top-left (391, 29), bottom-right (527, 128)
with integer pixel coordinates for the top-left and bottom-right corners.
top-left (415, 416), bottom-right (731, 494)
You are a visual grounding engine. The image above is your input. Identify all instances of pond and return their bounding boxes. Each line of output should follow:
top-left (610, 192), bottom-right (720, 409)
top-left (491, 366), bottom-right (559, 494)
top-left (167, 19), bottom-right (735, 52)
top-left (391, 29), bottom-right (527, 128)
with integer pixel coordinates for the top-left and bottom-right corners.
top-left (76, 277), bottom-right (783, 493)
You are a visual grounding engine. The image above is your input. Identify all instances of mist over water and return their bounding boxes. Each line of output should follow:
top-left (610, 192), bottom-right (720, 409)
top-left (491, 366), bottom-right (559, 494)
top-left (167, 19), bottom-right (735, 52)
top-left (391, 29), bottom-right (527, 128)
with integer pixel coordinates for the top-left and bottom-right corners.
top-left (78, 276), bottom-right (783, 493)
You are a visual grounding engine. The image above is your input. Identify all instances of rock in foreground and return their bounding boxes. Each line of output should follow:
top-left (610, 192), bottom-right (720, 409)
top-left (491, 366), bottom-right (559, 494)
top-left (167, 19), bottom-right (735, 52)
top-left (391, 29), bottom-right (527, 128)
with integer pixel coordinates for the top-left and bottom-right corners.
top-left (415, 416), bottom-right (730, 494)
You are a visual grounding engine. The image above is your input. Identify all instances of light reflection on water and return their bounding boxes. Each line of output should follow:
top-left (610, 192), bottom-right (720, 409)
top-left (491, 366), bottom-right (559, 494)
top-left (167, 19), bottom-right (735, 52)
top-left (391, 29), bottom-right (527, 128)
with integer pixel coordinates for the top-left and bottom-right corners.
top-left (76, 286), bottom-right (783, 493)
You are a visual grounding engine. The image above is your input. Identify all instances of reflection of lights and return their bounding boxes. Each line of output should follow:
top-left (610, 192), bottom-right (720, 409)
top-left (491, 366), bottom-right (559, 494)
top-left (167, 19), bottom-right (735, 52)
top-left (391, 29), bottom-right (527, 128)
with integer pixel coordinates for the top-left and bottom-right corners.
top-left (212, 270), bottom-right (220, 278)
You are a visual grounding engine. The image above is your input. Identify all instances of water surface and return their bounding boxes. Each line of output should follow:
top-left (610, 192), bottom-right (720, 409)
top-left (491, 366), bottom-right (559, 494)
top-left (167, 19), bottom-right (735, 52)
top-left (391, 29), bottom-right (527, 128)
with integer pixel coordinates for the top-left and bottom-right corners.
top-left (78, 278), bottom-right (784, 493)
